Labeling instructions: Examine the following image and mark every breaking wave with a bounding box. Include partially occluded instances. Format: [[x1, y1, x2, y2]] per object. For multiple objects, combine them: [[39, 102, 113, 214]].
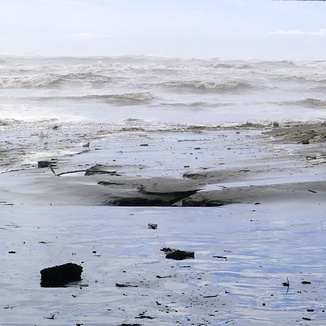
[[162, 80, 255, 93], [83, 92, 153, 103], [0, 74, 61, 88], [277, 98, 326, 107], [0, 72, 112, 89], [294, 98, 326, 107], [23, 92, 154, 104]]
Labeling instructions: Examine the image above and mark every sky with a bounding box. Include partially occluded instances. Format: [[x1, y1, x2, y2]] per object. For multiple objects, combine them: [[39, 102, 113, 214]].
[[0, 0, 325, 59]]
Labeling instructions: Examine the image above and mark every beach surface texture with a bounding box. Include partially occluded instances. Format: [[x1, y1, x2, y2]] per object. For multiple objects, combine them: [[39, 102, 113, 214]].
[[1, 56, 326, 325]]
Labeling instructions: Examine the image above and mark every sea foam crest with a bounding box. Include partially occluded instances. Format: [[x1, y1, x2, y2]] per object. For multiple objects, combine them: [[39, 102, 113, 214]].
[[0, 74, 61, 88], [85, 92, 153, 103], [296, 98, 326, 107], [163, 80, 254, 93]]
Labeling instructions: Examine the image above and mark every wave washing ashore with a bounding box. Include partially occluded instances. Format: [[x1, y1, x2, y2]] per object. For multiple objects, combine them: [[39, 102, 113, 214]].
[[1, 56, 326, 325]]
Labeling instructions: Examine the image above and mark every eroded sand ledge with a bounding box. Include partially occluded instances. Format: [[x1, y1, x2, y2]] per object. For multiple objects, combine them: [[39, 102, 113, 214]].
[[0, 121, 325, 206]]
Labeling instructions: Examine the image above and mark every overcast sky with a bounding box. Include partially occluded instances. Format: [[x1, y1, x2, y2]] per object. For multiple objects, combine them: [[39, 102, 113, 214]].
[[0, 0, 325, 59]]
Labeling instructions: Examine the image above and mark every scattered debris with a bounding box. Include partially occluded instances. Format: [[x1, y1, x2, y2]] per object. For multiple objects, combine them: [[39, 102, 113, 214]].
[[115, 283, 138, 288], [203, 295, 218, 298], [85, 164, 118, 176], [3, 305, 14, 309], [44, 313, 58, 320], [156, 275, 174, 279], [135, 311, 155, 320], [282, 277, 290, 291], [213, 255, 227, 260], [302, 281, 312, 285], [161, 247, 176, 254], [83, 141, 90, 148]]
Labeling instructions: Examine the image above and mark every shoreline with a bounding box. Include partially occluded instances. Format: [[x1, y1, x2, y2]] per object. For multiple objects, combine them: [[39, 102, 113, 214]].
[[1, 121, 325, 207], [0, 119, 326, 207]]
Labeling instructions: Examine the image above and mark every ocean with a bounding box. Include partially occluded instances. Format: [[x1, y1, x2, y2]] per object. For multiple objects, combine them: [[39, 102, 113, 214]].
[[1, 55, 326, 171], [1, 55, 326, 126]]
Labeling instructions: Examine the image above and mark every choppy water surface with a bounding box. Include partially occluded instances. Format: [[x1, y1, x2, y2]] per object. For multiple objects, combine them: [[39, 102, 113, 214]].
[[0, 55, 325, 125]]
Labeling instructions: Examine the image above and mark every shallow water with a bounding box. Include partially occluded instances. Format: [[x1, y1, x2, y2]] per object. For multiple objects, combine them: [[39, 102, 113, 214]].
[[1, 203, 325, 325]]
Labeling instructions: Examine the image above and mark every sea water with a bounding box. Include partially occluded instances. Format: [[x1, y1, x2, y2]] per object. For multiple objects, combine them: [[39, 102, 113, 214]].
[[0, 55, 325, 126]]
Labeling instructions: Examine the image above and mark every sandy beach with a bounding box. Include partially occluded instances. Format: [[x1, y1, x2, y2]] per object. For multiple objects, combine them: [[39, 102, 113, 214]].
[[1, 121, 325, 206], [1, 121, 326, 325]]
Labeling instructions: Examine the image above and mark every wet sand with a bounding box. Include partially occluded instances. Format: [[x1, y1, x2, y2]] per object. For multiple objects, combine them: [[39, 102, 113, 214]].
[[1, 122, 326, 207], [1, 122, 326, 325]]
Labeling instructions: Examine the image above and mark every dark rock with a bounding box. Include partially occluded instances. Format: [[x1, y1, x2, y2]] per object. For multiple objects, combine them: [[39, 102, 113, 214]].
[[38, 161, 55, 168], [148, 223, 158, 229], [165, 250, 195, 260], [40, 263, 83, 287]]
